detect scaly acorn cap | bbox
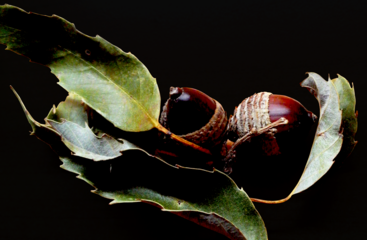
[226,92,317,156]
[160,87,228,149]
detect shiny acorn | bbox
[160,87,228,149]
[227,92,316,139]
[226,92,317,156]
[160,88,317,159]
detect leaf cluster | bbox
[0,4,358,240]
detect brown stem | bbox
[247,117,304,205]
[224,117,289,163]
[156,123,212,155]
[250,185,298,204]
[155,149,179,158]
[250,194,292,204]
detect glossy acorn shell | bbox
[227,92,317,140]
[268,94,317,133]
[160,87,228,148]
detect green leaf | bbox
[13,88,268,240]
[0,4,160,132]
[47,120,141,161]
[46,92,89,126]
[246,72,356,204]
[293,72,343,194]
[331,75,358,158]
[68,156,268,240]
[13,86,144,161]
[10,85,57,136]
[45,93,143,161]
[173,211,247,239]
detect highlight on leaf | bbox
[331,75,358,158]
[0,4,160,132]
[0,4,211,155]
[3,3,358,240]
[12,87,147,161]
[250,72,356,204]
[45,93,142,161]
[11,87,268,240]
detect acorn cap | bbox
[227,92,317,141]
[160,87,228,148]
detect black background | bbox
[0,0,366,239]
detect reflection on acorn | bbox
[160,87,228,149]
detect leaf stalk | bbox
[155,123,212,155]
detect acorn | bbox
[227,92,317,155]
[160,87,228,149]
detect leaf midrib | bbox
[61,48,158,127]
[2,14,158,129]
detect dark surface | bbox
[0,1,366,239]
[163,87,217,135]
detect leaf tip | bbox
[10,86,39,133]
[52,104,57,114]
[109,200,118,205]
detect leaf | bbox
[13,87,143,161]
[173,211,246,239]
[294,72,343,194]
[251,72,345,203]
[331,75,358,158]
[47,120,141,161]
[45,93,142,161]
[70,156,268,240]
[13,89,268,240]
[46,92,89,126]
[0,4,160,132]
[0,4,212,157]
[10,85,58,136]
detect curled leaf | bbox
[61,155,268,240]
[331,75,358,158]
[47,120,140,161]
[0,4,211,156]
[13,87,143,161]
[13,87,268,240]
[45,93,142,161]
[251,72,347,203]
[173,211,246,239]
[46,92,89,126]
[293,72,343,194]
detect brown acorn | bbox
[160,87,228,149]
[227,92,317,155]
